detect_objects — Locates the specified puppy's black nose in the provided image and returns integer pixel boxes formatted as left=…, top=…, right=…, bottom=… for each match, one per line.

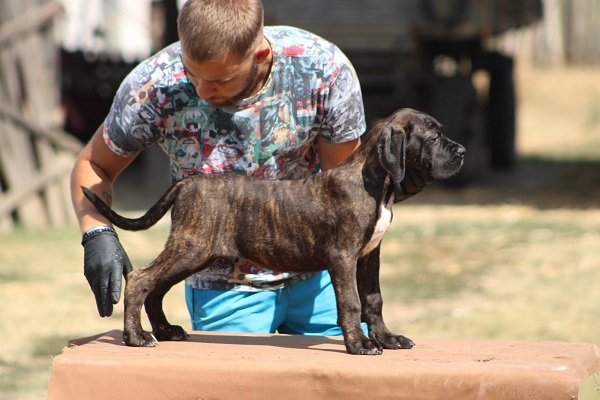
left=454, top=146, right=466, bottom=157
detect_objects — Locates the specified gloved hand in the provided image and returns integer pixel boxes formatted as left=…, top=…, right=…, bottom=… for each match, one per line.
left=81, top=227, right=133, bottom=317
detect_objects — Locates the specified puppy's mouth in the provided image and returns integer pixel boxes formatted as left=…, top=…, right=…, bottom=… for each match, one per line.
left=442, top=144, right=467, bottom=176
left=430, top=156, right=465, bottom=179
left=449, top=158, right=465, bottom=177
left=445, top=156, right=465, bottom=172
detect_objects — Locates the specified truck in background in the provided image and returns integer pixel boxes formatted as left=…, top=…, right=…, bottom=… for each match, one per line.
left=263, top=0, right=543, bottom=184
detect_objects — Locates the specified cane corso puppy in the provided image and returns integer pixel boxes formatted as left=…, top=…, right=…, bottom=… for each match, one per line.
left=82, top=108, right=465, bottom=355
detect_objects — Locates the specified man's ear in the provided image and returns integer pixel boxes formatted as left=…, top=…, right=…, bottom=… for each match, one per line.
left=377, top=123, right=406, bottom=199
left=254, top=38, right=271, bottom=63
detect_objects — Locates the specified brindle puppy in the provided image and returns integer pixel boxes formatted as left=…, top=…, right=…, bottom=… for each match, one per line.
left=82, top=108, right=465, bottom=355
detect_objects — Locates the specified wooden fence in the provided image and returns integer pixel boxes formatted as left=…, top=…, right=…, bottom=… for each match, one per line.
left=0, top=0, right=83, bottom=231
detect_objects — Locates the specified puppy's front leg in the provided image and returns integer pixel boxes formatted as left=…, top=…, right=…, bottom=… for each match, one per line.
left=357, top=246, right=415, bottom=350
left=328, top=262, right=382, bottom=355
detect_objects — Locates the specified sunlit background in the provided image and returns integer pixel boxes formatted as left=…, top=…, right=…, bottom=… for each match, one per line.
left=1, top=1, right=599, bottom=398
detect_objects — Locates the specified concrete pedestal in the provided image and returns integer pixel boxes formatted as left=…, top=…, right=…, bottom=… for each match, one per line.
left=48, top=330, right=600, bottom=399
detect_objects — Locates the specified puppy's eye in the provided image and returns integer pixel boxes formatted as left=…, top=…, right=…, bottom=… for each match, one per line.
left=427, top=136, right=438, bottom=144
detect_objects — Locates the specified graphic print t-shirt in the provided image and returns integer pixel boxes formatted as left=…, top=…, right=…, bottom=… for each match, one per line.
left=104, top=26, right=366, bottom=291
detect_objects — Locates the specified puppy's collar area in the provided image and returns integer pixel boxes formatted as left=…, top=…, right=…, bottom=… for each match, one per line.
left=392, top=168, right=431, bottom=203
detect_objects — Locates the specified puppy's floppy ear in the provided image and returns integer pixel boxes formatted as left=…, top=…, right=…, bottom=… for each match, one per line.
left=377, top=122, right=406, bottom=199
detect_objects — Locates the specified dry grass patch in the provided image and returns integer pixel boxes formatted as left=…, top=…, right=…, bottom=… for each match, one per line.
left=380, top=205, right=600, bottom=344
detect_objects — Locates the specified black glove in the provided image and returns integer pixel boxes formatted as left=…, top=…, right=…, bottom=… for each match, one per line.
left=82, top=227, right=133, bottom=317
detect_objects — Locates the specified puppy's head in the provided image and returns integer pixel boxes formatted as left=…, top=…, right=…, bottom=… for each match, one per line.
left=377, top=108, right=466, bottom=201
left=404, top=109, right=466, bottom=180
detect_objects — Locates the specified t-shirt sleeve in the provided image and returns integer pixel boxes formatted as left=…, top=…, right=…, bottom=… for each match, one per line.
left=103, top=61, right=162, bottom=157
left=319, top=49, right=366, bottom=144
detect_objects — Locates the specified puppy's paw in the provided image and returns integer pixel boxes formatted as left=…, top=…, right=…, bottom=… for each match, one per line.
left=345, top=336, right=383, bottom=355
left=123, top=330, right=159, bottom=347
left=395, top=335, right=415, bottom=349
left=372, top=331, right=415, bottom=350
left=153, top=324, right=189, bottom=342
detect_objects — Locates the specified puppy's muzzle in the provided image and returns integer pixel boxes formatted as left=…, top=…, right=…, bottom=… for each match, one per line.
left=448, top=145, right=466, bottom=170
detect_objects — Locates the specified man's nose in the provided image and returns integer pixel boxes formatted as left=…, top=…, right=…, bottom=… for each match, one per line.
left=193, top=79, right=216, bottom=99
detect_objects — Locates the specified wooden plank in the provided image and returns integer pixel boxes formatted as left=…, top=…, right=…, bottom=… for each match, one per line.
left=0, top=48, right=15, bottom=231
left=0, top=121, right=14, bottom=231
left=0, top=103, right=83, bottom=155
left=0, top=0, right=63, bottom=47
left=0, top=120, right=49, bottom=228
left=0, top=42, right=21, bottom=109
left=60, top=172, right=78, bottom=225
left=0, top=38, right=49, bottom=228
left=0, top=152, right=74, bottom=218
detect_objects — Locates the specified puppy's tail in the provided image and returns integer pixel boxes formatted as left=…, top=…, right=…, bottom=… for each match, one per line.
left=81, top=182, right=180, bottom=231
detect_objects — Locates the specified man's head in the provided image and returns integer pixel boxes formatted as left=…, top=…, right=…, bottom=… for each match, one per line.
left=177, top=0, right=270, bottom=107
left=178, top=0, right=263, bottom=62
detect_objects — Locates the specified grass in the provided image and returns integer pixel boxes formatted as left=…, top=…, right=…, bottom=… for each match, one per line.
left=516, top=63, right=600, bottom=161
left=0, top=227, right=185, bottom=399
left=380, top=205, right=600, bottom=344
left=1, top=62, right=600, bottom=398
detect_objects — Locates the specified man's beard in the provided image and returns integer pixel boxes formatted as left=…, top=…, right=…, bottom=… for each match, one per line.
left=206, top=63, right=259, bottom=108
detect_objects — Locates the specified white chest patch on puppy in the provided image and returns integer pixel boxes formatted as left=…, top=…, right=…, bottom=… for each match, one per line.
left=361, top=194, right=394, bottom=256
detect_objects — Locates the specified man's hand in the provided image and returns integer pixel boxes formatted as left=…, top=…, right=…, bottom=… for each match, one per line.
left=82, top=227, right=133, bottom=317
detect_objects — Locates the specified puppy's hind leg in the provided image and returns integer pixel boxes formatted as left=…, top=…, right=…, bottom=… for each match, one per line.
left=123, top=247, right=209, bottom=347
left=145, top=280, right=190, bottom=342
left=144, top=255, right=213, bottom=342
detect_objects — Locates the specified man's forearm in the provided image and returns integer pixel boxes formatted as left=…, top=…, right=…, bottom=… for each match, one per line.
left=70, top=158, right=116, bottom=234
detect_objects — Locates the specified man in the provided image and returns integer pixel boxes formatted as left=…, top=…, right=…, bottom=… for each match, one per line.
left=70, top=0, right=366, bottom=336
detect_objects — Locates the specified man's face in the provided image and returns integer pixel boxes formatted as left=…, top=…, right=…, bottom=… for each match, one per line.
left=181, top=50, right=259, bottom=108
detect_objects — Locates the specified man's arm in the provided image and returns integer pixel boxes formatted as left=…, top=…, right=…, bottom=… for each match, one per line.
left=316, top=137, right=361, bottom=171
left=71, top=123, right=139, bottom=317
left=70, top=123, right=137, bottom=233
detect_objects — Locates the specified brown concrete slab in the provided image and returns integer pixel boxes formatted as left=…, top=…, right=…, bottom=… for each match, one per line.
left=48, top=330, right=600, bottom=400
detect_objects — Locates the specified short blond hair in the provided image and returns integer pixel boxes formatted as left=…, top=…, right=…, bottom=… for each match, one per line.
left=177, top=0, right=264, bottom=62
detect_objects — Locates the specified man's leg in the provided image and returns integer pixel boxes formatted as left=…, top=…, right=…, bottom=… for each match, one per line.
left=185, top=284, right=284, bottom=333
left=277, top=271, right=368, bottom=336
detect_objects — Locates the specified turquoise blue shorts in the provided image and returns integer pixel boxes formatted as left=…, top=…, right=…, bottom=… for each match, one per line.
left=185, top=271, right=368, bottom=336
